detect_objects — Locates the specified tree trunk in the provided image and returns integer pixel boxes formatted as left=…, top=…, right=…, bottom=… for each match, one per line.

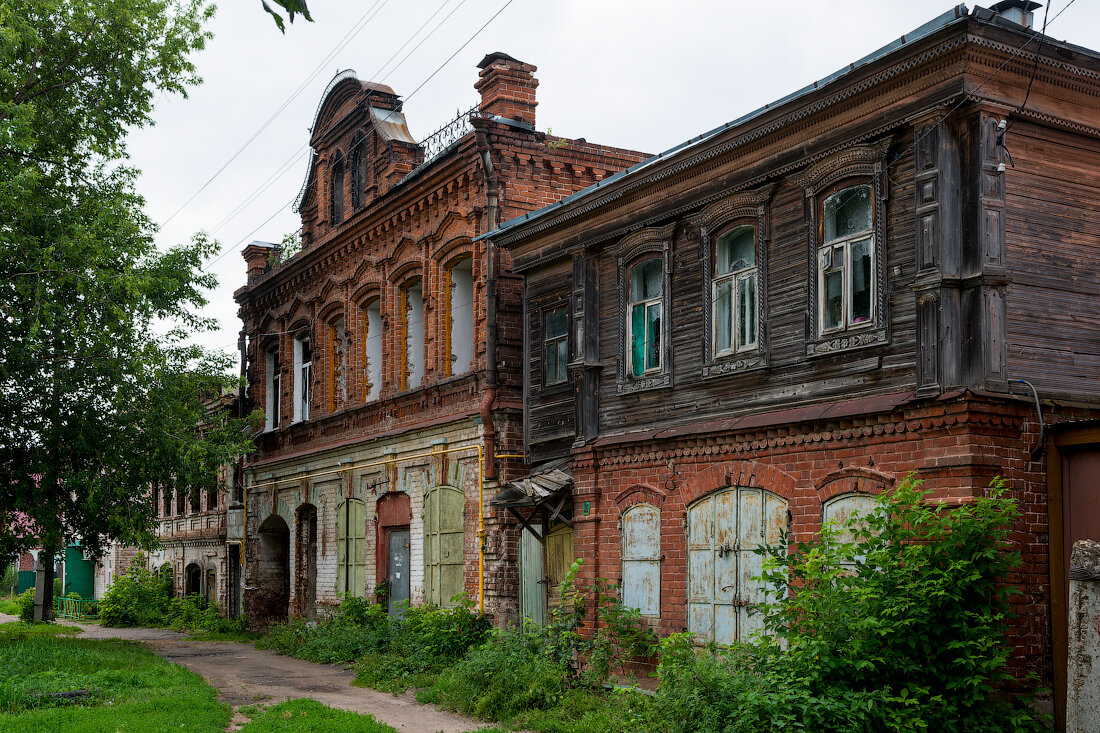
left=33, top=541, right=57, bottom=622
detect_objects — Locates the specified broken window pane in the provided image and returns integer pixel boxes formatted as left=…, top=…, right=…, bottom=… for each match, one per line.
left=824, top=185, right=872, bottom=241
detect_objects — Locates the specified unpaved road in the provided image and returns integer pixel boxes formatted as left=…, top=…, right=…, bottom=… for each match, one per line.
left=1, top=613, right=488, bottom=732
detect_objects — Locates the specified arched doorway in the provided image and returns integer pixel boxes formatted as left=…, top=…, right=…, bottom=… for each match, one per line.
left=424, top=485, right=465, bottom=607
left=184, top=562, right=202, bottom=597
left=205, top=565, right=217, bottom=607
left=295, top=504, right=318, bottom=618
left=159, top=563, right=174, bottom=598
left=376, top=492, right=411, bottom=615
left=687, top=487, right=787, bottom=645
left=257, top=514, right=291, bottom=621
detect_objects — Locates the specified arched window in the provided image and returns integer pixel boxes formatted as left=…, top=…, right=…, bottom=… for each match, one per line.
left=447, top=258, right=474, bottom=376
left=628, top=257, right=663, bottom=377
left=713, top=224, right=758, bottom=355
left=401, top=280, right=424, bottom=390
left=361, top=299, right=382, bottom=400
left=330, top=154, right=345, bottom=225
left=265, top=342, right=280, bottom=430
left=351, top=138, right=366, bottom=209
left=819, top=184, right=874, bottom=333
left=822, top=492, right=878, bottom=570
left=293, top=330, right=312, bottom=422
left=621, top=503, right=660, bottom=616
left=328, top=317, right=347, bottom=412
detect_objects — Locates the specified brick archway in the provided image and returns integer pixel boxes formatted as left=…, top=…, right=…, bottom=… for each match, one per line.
left=678, top=459, right=799, bottom=508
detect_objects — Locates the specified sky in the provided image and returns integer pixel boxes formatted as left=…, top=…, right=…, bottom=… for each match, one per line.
left=127, top=0, right=1100, bottom=358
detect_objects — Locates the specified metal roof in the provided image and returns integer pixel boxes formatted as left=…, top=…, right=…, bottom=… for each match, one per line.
left=477, top=4, right=972, bottom=243
left=489, top=458, right=573, bottom=509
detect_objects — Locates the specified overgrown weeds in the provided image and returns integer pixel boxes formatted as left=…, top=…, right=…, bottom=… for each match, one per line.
left=99, top=561, right=250, bottom=634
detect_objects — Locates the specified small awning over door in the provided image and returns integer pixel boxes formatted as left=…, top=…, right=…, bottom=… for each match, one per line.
left=490, top=458, right=573, bottom=543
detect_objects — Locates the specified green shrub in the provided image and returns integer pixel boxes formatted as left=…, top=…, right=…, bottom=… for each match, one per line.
left=16, top=588, right=34, bottom=622
left=648, top=476, right=1047, bottom=733
left=99, top=564, right=173, bottom=627
left=0, top=563, right=14, bottom=594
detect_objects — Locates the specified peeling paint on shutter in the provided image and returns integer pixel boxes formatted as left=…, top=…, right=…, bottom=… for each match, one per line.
left=425, top=485, right=465, bottom=607
left=622, top=504, right=660, bottom=616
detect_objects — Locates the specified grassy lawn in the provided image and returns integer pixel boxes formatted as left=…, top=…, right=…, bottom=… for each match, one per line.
left=0, top=596, right=22, bottom=616
left=0, top=621, right=230, bottom=732
left=237, top=699, right=398, bottom=732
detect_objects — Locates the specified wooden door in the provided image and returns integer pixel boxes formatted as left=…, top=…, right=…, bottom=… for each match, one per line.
left=622, top=504, right=661, bottom=616
left=336, top=499, right=366, bottom=598
left=424, top=485, right=465, bottom=606
left=545, top=524, right=574, bottom=610
left=519, top=525, right=545, bottom=625
left=688, top=487, right=786, bottom=644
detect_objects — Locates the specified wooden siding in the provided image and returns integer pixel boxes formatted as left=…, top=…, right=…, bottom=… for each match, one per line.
left=591, top=135, right=921, bottom=436
left=1004, top=122, right=1100, bottom=398
left=524, top=259, right=575, bottom=463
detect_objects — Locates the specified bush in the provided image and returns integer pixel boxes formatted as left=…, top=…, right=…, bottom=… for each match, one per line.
left=649, top=476, right=1047, bottom=733
left=0, top=563, right=15, bottom=594
left=99, top=564, right=173, bottom=627
left=15, top=589, right=34, bottom=623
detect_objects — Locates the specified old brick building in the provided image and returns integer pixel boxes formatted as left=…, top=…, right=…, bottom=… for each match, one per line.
left=485, top=4, right=1100, bottom=724
left=234, top=54, right=646, bottom=623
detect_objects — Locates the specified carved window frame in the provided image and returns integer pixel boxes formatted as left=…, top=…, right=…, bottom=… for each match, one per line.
left=793, top=139, right=891, bottom=357
left=542, top=304, right=569, bottom=387
left=616, top=224, right=674, bottom=394
left=694, top=185, right=773, bottom=378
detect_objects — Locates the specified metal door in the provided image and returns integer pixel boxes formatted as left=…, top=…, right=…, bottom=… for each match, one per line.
left=424, top=485, right=465, bottom=606
left=387, top=529, right=411, bottom=615
left=545, top=524, right=574, bottom=610
left=519, top=525, right=545, bottom=625
left=687, top=487, right=786, bottom=644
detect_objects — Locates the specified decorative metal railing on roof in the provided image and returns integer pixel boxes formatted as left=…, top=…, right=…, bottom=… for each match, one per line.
left=418, top=103, right=479, bottom=166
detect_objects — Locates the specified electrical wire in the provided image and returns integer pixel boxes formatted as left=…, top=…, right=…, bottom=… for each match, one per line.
left=161, top=0, right=392, bottom=228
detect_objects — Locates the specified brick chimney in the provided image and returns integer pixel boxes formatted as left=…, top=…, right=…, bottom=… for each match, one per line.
left=475, top=52, right=538, bottom=127
left=242, top=241, right=277, bottom=283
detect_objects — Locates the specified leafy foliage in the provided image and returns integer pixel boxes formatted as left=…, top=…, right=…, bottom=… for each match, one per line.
left=237, top=698, right=396, bottom=732
left=99, top=562, right=247, bottom=633
left=649, top=476, right=1047, bottom=732
left=261, top=0, right=312, bottom=32
left=0, top=0, right=258, bottom=619
left=14, top=588, right=35, bottom=622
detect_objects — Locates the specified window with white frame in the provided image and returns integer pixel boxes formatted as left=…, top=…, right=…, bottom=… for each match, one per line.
left=543, top=306, right=568, bottom=386
left=713, top=225, right=758, bottom=356
left=628, top=258, right=663, bottom=377
left=265, top=343, right=280, bottom=430
left=329, top=317, right=346, bottom=412
left=819, top=184, right=874, bottom=333
left=293, top=331, right=312, bottom=422
left=402, top=281, right=424, bottom=390
left=362, top=299, right=382, bottom=401
left=447, top=258, right=474, bottom=376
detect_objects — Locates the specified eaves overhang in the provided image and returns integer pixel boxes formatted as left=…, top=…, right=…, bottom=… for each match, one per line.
left=475, top=5, right=976, bottom=248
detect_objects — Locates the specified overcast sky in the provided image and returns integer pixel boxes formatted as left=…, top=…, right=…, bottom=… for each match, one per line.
left=127, top=0, right=1100, bottom=358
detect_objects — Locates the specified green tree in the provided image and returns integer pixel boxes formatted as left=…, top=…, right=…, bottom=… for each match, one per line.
left=262, top=0, right=312, bottom=32
left=0, top=0, right=256, bottom=619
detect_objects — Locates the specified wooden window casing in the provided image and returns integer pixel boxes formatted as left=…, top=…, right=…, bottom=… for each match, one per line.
left=293, top=330, right=312, bottom=422
left=627, top=257, right=664, bottom=377
left=615, top=225, right=673, bottom=394
left=712, top=224, right=759, bottom=357
left=818, top=184, right=875, bottom=334
left=543, top=306, right=568, bottom=386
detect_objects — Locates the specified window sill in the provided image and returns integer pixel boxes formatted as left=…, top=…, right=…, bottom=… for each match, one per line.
left=617, top=372, right=671, bottom=395
left=806, top=326, right=887, bottom=357
left=703, top=351, right=767, bottom=378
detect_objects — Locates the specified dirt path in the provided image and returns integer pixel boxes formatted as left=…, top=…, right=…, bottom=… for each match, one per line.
left=1, top=615, right=489, bottom=733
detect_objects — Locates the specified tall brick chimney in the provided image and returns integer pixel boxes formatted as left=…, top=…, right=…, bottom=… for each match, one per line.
left=475, top=52, right=538, bottom=127
left=242, top=241, right=277, bottom=283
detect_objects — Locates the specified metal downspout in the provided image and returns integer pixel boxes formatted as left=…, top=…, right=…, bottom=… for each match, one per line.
left=475, top=124, right=501, bottom=614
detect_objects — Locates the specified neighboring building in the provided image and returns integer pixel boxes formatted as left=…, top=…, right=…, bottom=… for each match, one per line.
left=234, top=55, right=647, bottom=624
left=145, top=390, right=245, bottom=616
left=484, top=3, right=1100, bottom=726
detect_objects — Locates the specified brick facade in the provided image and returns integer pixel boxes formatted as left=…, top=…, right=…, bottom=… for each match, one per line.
left=235, top=54, right=646, bottom=623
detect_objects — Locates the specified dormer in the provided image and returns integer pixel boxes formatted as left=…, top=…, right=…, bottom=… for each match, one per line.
left=296, top=73, right=422, bottom=245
